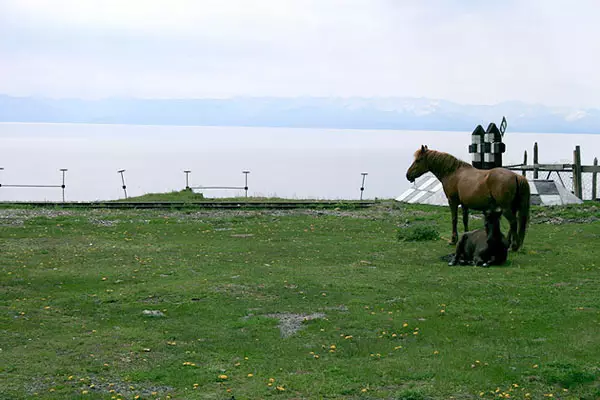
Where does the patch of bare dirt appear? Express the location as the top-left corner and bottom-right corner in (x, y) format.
(263, 313), (326, 338)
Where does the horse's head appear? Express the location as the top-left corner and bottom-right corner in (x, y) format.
(406, 145), (430, 183)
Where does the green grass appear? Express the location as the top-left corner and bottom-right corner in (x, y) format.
(112, 189), (206, 202)
(112, 189), (373, 206)
(1, 202), (599, 399)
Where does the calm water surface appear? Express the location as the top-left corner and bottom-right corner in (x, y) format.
(1, 123), (598, 201)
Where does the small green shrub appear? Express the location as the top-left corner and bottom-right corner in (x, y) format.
(396, 389), (427, 400)
(541, 362), (598, 388)
(397, 224), (440, 242)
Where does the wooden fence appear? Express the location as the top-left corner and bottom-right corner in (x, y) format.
(505, 143), (599, 201)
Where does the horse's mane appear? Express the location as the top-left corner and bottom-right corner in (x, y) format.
(417, 148), (471, 176)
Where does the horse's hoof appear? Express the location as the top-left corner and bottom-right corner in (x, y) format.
(448, 261), (456, 266)
(480, 263), (489, 268)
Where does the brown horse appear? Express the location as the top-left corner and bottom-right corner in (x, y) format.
(405, 145), (530, 251)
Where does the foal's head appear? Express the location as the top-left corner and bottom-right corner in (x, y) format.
(484, 207), (503, 240)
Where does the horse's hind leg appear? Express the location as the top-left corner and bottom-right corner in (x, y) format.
(503, 210), (519, 251)
(449, 201), (459, 245)
(462, 206), (469, 233)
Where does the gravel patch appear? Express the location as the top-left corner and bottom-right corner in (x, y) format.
(263, 312), (326, 338)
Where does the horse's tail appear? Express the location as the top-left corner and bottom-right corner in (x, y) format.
(513, 174), (530, 250)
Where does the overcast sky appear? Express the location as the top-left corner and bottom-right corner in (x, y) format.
(0, 0), (599, 107)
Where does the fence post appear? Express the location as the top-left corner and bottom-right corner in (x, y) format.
(522, 150), (527, 177)
(573, 146), (582, 199)
(592, 157), (598, 201)
(533, 142), (539, 179)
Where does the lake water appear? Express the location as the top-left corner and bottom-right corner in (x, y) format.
(1, 123), (599, 202)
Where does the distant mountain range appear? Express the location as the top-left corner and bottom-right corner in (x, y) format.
(1, 95), (600, 133)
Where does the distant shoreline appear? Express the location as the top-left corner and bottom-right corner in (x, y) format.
(0, 121), (598, 135)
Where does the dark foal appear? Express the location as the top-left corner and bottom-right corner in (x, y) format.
(449, 208), (509, 267)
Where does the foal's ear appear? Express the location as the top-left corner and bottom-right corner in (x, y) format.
(421, 145), (428, 152)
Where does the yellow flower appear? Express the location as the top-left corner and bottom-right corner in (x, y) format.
(218, 374), (228, 380)
(433, 350), (439, 355)
(403, 322), (408, 327)
(344, 335), (353, 339)
(361, 388), (368, 392)
(269, 378), (275, 383)
(247, 373), (253, 377)
(533, 364), (539, 368)
(330, 345), (336, 349)
(276, 386), (286, 391)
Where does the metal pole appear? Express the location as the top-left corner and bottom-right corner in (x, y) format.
(0, 167), (4, 188)
(60, 169), (68, 202)
(242, 171), (250, 198)
(360, 172), (368, 200)
(522, 150), (527, 177)
(184, 170), (191, 190)
(118, 170), (128, 199)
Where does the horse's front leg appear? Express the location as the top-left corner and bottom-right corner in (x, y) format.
(461, 206), (469, 233)
(449, 201), (459, 245)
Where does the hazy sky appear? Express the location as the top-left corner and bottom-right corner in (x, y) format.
(1, 0), (599, 107)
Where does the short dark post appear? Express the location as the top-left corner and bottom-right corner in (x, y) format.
(573, 146), (582, 199)
(360, 172), (368, 200)
(522, 150), (527, 177)
(533, 142), (539, 179)
(242, 170), (250, 198)
(184, 170), (191, 190)
(0, 167), (4, 188)
(592, 157), (598, 201)
(60, 169), (68, 202)
(118, 169), (128, 199)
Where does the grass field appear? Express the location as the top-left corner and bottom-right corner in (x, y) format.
(1, 201), (599, 399)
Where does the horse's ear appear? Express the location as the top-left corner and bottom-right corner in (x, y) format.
(421, 145), (428, 152)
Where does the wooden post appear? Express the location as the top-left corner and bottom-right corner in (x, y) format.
(522, 150), (527, 177)
(592, 157), (598, 201)
(573, 145), (582, 199)
(533, 142), (539, 179)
